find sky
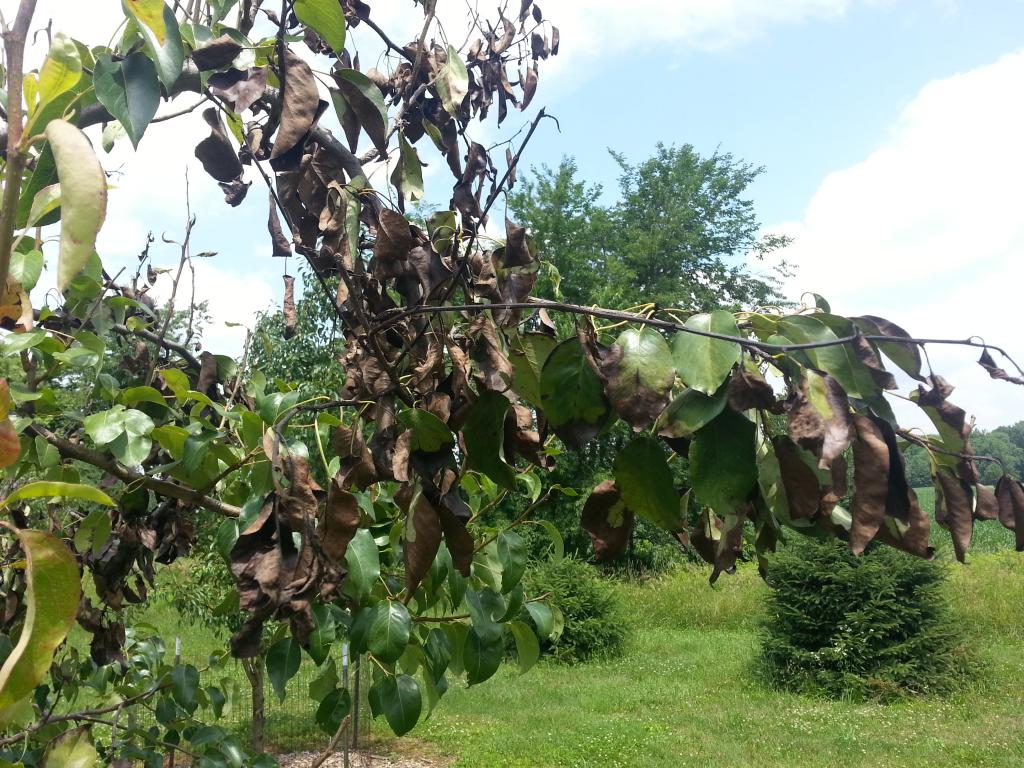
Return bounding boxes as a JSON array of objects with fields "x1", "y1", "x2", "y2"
[{"x1": 8, "y1": 0, "x2": 1024, "y2": 429}]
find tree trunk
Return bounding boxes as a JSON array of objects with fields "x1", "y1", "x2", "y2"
[{"x1": 242, "y1": 658, "x2": 266, "y2": 754}]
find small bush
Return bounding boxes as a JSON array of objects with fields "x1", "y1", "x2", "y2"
[
  {"x1": 757, "y1": 537, "x2": 974, "y2": 701},
  {"x1": 523, "y1": 556, "x2": 628, "y2": 664}
]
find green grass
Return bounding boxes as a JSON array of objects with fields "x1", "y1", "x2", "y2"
[{"x1": 395, "y1": 559, "x2": 1024, "y2": 768}]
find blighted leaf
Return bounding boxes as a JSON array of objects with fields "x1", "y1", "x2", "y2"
[
  {"x1": 539, "y1": 337, "x2": 612, "y2": 448},
  {"x1": 270, "y1": 48, "x2": 320, "y2": 160},
  {"x1": 332, "y1": 68, "x2": 388, "y2": 153},
  {"x1": 935, "y1": 467, "x2": 974, "y2": 562},
  {"x1": 689, "y1": 409, "x2": 757, "y2": 515},
  {"x1": 596, "y1": 327, "x2": 674, "y2": 429},
  {"x1": 995, "y1": 476, "x2": 1024, "y2": 550},
  {"x1": 321, "y1": 476, "x2": 360, "y2": 563},
  {"x1": 657, "y1": 383, "x2": 728, "y2": 440},
  {"x1": 581, "y1": 480, "x2": 634, "y2": 561},
  {"x1": 672, "y1": 311, "x2": 741, "y2": 395},
  {"x1": 613, "y1": 436, "x2": 682, "y2": 531},
  {"x1": 848, "y1": 414, "x2": 891, "y2": 555},
  {"x1": 772, "y1": 437, "x2": 822, "y2": 522},
  {"x1": 873, "y1": 487, "x2": 934, "y2": 558},
  {"x1": 45, "y1": 120, "x2": 107, "y2": 291},
  {"x1": 42, "y1": 726, "x2": 98, "y2": 768},
  {"x1": 209, "y1": 67, "x2": 268, "y2": 114},
  {"x1": 0, "y1": 420, "x2": 20, "y2": 468},
  {"x1": 190, "y1": 34, "x2": 243, "y2": 70},
  {"x1": 282, "y1": 275, "x2": 297, "y2": 339},
  {"x1": 852, "y1": 315, "x2": 924, "y2": 381},
  {"x1": 391, "y1": 132, "x2": 424, "y2": 202},
  {"x1": 436, "y1": 45, "x2": 469, "y2": 115},
  {"x1": 464, "y1": 391, "x2": 516, "y2": 489},
  {"x1": 127, "y1": 1, "x2": 184, "y2": 88},
  {"x1": 787, "y1": 371, "x2": 852, "y2": 470},
  {"x1": 0, "y1": 528, "x2": 81, "y2": 721},
  {"x1": 978, "y1": 349, "x2": 1024, "y2": 386},
  {"x1": 195, "y1": 107, "x2": 243, "y2": 183},
  {"x1": 727, "y1": 367, "x2": 776, "y2": 411},
  {"x1": 404, "y1": 489, "x2": 442, "y2": 595},
  {"x1": 295, "y1": 0, "x2": 347, "y2": 54}
]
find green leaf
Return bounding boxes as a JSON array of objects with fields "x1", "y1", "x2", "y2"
[
  {"x1": 525, "y1": 602, "x2": 554, "y2": 639},
  {"x1": 171, "y1": 663, "x2": 200, "y2": 713},
  {"x1": 689, "y1": 408, "x2": 758, "y2": 514},
  {"x1": 508, "y1": 621, "x2": 540, "y2": 673},
  {"x1": 36, "y1": 33, "x2": 82, "y2": 110},
  {"x1": 672, "y1": 311, "x2": 742, "y2": 395},
  {"x1": 540, "y1": 337, "x2": 613, "y2": 448},
  {"x1": 307, "y1": 603, "x2": 336, "y2": 666},
  {"x1": 344, "y1": 529, "x2": 380, "y2": 601},
  {"x1": 373, "y1": 674, "x2": 421, "y2": 736},
  {"x1": 45, "y1": 120, "x2": 107, "y2": 292},
  {"x1": 391, "y1": 132, "x2": 424, "y2": 201},
  {"x1": 308, "y1": 657, "x2": 339, "y2": 702},
  {"x1": 83, "y1": 405, "x2": 154, "y2": 445},
  {"x1": 294, "y1": 0, "x2": 347, "y2": 53},
  {"x1": 657, "y1": 383, "x2": 729, "y2": 439},
  {"x1": 0, "y1": 529, "x2": 81, "y2": 724},
  {"x1": 266, "y1": 637, "x2": 301, "y2": 702},
  {"x1": 613, "y1": 436, "x2": 682, "y2": 531},
  {"x1": 42, "y1": 727, "x2": 98, "y2": 768},
  {"x1": 436, "y1": 45, "x2": 469, "y2": 115},
  {"x1": 464, "y1": 627, "x2": 503, "y2": 685},
  {"x1": 510, "y1": 332, "x2": 556, "y2": 409},
  {"x1": 367, "y1": 601, "x2": 411, "y2": 664},
  {"x1": 3, "y1": 482, "x2": 115, "y2": 508},
  {"x1": 316, "y1": 686, "x2": 351, "y2": 734},
  {"x1": 603, "y1": 326, "x2": 675, "y2": 427},
  {"x1": 73, "y1": 509, "x2": 113, "y2": 557},
  {"x1": 778, "y1": 315, "x2": 878, "y2": 401},
  {"x1": 397, "y1": 408, "x2": 454, "y2": 453},
  {"x1": 496, "y1": 531, "x2": 527, "y2": 592},
  {"x1": 93, "y1": 53, "x2": 160, "y2": 149},
  {"x1": 535, "y1": 519, "x2": 564, "y2": 562},
  {"x1": 464, "y1": 390, "x2": 516, "y2": 490},
  {"x1": 25, "y1": 184, "x2": 61, "y2": 228},
  {"x1": 9, "y1": 248, "x2": 43, "y2": 292},
  {"x1": 127, "y1": 1, "x2": 184, "y2": 88}
]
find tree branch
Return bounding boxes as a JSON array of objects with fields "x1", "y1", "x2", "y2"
[{"x1": 27, "y1": 424, "x2": 242, "y2": 518}]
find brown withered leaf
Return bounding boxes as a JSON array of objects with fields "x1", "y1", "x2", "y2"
[
  {"x1": 974, "y1": 483, "x2": 999, "y2": 521},
  {"x1": 279, "y1": 455, "x2": 320, "y2": 530},
  {"x1": 467, "y1": 314, "x2": 515, "y2": 396},
  {"x1": 191, "y1": 34, "x2": 243, "y2": 70},
  {"x1": 210, "y1": 67, "x2": 268, "y2": 113},
  {"x1": 503, "y1": 404, "x2": 553, "y2": 469},
  {"x1": 853, "y1": 314, "x2": 925, "y2": 381},
  {"x1": 711, "y1": 508, "x2": 748, "y2": 584},
  {"x1": 195, "y1": 107, "x2": 242, "y2": 183},
  {"x1": 270, "y1": 48, "x2": 321, "y2": 160},
  {"x1": 500, "y1": 219, "x2": 535, "y2": 268},
  {"x1": 331, "y1": 422, "x2": 378, "y2": 490},
  {"x1": 773, "y1": 437, "x2": 821, "y2": 521},
  {"x1": 408, "y1": 245, "x2": 453, "y2": 299},
  {"x1": 404, "y1": 488, "x2": 443, "y2": 595},
  {"x1": 196, "y1": 351, "x2": 220, "y2": 400},
  {"x1": 332, "y1": 69, "x2": 388, "y2": 153},
  {"x1": 282, "y1": 274, "x2": 297, "y2": 340},
  {"x1": 849, "y1": 414, "x2": 890, "y2": 555},
  {"x1": 438, "y1": 501, "x2": 474, "y2": 576},
  {"x1": 978, "y1": 349, "x2": 1024, "y2": 386},
  {"x1": 689, "y1": 508, "x2": 723, "y2": 567},
  {"x1": 728, "y1": 368, "x2": 776, "y2": 411},
  {"x1": 492, "y1": 14, "x2": 516, "y2": 54},
  {"x1": 852, "y1": 332, "x2": 897, "y2": 390},
  {"x1": 581, "y1": 480, "x2": 634, "y2": 562},
  {"x1": 269, "y1": 192, "x2": 292, "y2": 257},
  {"x1": 934, "y1": 467, "x2": 974, "y2": 562},
  {"x1": 551, "y1": 26, "x2": 560, "y2": 55},
  {"x1": 320, "y1": 475, "x2": 360, "y2": 563},
  {"x1": 872, "y1": 487, "x2": 934, "y2": 558},
  {"x1": 915, "y1": 376, "x2": 979, "y2": 484},
  {"x1": 392, "y1": 429, "x2": 412, "y2": 482},
  {"x1": 520, "y1": 64, "x2": 538, "y2": 110},
  {"x1": 994, "y1": 476, "x2": 1024, "y2": 552},
  {"x1": 787, "y1": 371, "x2": 852, "y2": 470},
  {"x1": 220, "y1": 177, "x2": 251, "y2": 206},
  {"x1": 374, "y1": 209, "x2": 415, "y2": 262},
  {"x1": 230, "y1": 496, "x2": 284, "y2": 615},
  {"x1": 592, "y1": 327, "x2": 674, "y2": 430}
]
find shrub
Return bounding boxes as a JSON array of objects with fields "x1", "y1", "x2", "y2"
[
  {"x1": 523, "y1": 556, "x2": 628, "y2": 664},
  {"x1": 757, "y1": 537, "x2": 974, "y2": 701}
]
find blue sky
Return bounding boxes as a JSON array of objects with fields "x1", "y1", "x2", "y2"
[{"x1": 17, "y1": 0, "x2": 1024, "y2": 428}]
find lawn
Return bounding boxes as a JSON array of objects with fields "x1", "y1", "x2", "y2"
[
  {"x1": 123, "y1": 490, "x2": 1024, "y2": 766},
  {"x1": 394, "y1": 555, "x2": 1024, "y2": 768}
]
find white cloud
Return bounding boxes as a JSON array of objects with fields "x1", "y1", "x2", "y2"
[{"x1": 767, "y1": 49, "x2": 1024, "y2": 429}]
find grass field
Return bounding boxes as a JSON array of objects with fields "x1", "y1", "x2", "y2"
[{"x1": 125, "y1": 490, "x2": 1024, "y2": 766}]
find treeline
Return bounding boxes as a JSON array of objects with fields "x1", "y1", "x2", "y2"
[{"x1": 905, "y1": 422, "x2": 1024, "y2": 487}]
